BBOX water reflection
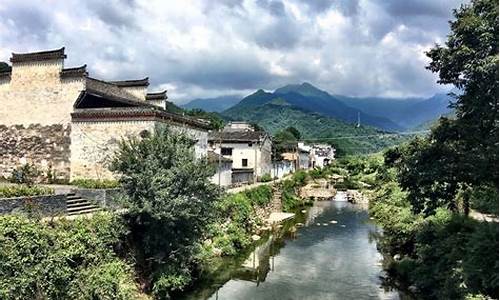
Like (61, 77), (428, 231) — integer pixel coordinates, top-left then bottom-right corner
(182, 198), (404, 300)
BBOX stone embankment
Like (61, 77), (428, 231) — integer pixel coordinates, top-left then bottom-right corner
(346, 189), (369, 204)
(299, 178), (336, 200)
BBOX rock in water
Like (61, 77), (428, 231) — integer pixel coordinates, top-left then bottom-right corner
(330, 220), (338, 224)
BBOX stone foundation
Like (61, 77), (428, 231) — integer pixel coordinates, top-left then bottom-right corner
(0, 124), (71, 180)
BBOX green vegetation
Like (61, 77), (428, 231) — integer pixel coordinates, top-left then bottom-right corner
(0, 213), (141, 299)
(9, 163), (41, 186)
(258, 173), (273, 182)
(110, 126), (221, 298)
(202, 188), (270, 257)
(70, 178), (120, 189)
(281, 170), (308, 211)
(340, 3), (499, 298)
(184, 109), (225, 130)
(0, 184), (54, 198)
(223, 101), (409, 155)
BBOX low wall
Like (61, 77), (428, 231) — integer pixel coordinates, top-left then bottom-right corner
(0, 194), (67, 217)
(74, 188), (122, 209)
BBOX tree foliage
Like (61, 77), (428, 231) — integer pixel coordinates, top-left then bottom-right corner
(110, 126), (221, 298)
(387, 0), (498, 215)
(0, 214), (140, 300)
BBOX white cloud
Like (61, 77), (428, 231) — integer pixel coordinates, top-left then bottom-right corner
(0, 0), (464, 102)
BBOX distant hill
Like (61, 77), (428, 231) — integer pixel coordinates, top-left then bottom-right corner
(222, 99), (409, 155)
(336, 93), (454, 130)
(181, 95), (242, 112)
(224, 83), (403, 131)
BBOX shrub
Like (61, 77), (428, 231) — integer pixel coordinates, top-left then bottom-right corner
(70, 178), (120, 189)
(469, 184), (498, 215)
(243, 185), (272, 206)
(9, 163), (41, 186)
(0, 213), (140, 299)
(259, 173), (273, 182)
(0, 185), (54, 198)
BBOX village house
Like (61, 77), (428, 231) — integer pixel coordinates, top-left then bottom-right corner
(311, 144), (336, 168)
(207, 151), (233, 187)
(208, 122), (272, 184)
(0, 47), (211, 181)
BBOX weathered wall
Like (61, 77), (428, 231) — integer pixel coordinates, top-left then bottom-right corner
(0, 124), (71, 180)
(0, 60), (85, 125)
(210, 161), (232, 187)
(70, 120), (156, 180)
(70, 120), (208, 180)
(0, 194), (67, 217)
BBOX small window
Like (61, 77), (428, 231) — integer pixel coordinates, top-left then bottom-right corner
(221, 147), (232, 156)
(242, 159), (248, 167)
(248, 142), (253, 147)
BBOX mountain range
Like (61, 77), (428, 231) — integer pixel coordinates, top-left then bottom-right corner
(182, 82), (454, 131)
(181, 95), (241, 112)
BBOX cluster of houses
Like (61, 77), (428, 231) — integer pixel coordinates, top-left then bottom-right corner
(0, 47), (335, 188)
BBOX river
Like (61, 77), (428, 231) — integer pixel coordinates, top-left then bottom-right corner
(181, 193), (405, 300)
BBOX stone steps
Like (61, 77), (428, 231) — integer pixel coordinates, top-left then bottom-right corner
(66, 193), (101, 216)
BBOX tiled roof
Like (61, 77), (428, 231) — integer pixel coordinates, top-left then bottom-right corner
(71, 106), (212, 130)
(146, 90), (167, 100)
(209, 130), (267, 142)
(10, 47), (66, 63)
(207, 151), (233, 163)
(0, 70), (11, 79)
(61, 65), (88, 78)
(109, 77), (149, 87)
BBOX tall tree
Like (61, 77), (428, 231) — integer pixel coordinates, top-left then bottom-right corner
(110, 126), (221, 297)
(388, 0), (498, 215)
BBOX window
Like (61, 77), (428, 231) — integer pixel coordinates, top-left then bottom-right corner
(221, 147), (232, 156)
(242, 159), (248, 167)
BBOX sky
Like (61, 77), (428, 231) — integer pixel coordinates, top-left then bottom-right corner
(0, 0), (466, 103)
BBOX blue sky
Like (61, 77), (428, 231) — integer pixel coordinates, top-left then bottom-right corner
(0, 0), (466, 103)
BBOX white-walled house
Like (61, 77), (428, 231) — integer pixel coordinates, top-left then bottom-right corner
(311, 144), (336, 168)
(207, 151), (232, 187)
(209, 122), (272, 184)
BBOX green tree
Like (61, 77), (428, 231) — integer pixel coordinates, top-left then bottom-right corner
(388, 0), (498, 215)
(110, 126), (221, 298)
(0, 62), (11, 73)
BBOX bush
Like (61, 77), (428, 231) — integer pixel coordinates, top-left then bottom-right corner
(0, 184), (54, 198)
(70, 178), (120, 189)
(259, 173), (273, 182)
(469, 184), (498, 215)
(9, 163), (41, 186)
(0, 213), (141, 299)
(243, 185), (272, 206)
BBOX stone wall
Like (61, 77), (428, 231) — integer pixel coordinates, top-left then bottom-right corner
(71, 119), (209, 180)
(0, 124), (71, 180)
(70, 120), (156, 180)
(0, 194), (67, 217)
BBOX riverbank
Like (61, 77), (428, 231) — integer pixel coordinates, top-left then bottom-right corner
(326, 154), (499, 300)
(180, 197), (403, 300)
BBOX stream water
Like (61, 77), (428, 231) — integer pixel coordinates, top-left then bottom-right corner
(181, 193), (405, 300)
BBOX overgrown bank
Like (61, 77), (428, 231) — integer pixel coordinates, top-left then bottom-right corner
(0, 128), (312, 300)
(318, 154), (498, 300)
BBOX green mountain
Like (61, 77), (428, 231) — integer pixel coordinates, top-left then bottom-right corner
(224, 83), (403, 131)
(336, 93), (454, 130)
(223, 100), (409, 155)
(181, 95), (242, 112)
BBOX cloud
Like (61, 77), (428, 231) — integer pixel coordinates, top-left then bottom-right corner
(0, 0), (466, 102)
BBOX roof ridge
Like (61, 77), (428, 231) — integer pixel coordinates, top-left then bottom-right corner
(10, 47), (66, 63)
(61, 64), (88, 78)
(109, 77), (149, 87)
